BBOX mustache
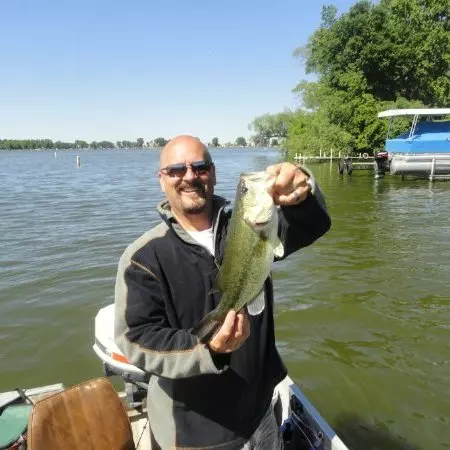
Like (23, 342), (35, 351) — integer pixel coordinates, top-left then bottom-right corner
(179, 180), (205, 192)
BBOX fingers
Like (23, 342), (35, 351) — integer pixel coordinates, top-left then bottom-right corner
(234, 311), (245, 340)
(207, 310), (250, 353)
(276, 180), (310, 205)
(230, 312), (250, 351)
(220, 310), (236, 342)
(268, 162), (311, 206)
(241, 312), (250, 341)
(265, 164), (281, 178)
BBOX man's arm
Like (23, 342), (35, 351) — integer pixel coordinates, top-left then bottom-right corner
(278, 184), (330, 259)
(114, 255), (230, 379)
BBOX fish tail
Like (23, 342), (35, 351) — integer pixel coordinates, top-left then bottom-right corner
(191, 309), (224, 343)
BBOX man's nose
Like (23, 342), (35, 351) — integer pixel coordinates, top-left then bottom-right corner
(183, 166), (197, 181)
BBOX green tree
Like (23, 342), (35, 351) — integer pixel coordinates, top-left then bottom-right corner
(249, 111), (293, 145)
(74, 140), (89, 149)
(250, 135), (269, 147)
(303, 0), (450, 105)
(153, 137), (168, 147)
(137, 138), (144, 148)
(281, 0), (449, 158)
(211, 137), (219, 147)
(97, 141), (114, 149)
(235, 137), (247, 147)
(121, 140), (134, 148)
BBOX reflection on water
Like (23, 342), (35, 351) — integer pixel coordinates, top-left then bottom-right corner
(0, 149), (449, 449)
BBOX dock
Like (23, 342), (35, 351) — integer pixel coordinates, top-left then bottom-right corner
(294, 151), (376, 175)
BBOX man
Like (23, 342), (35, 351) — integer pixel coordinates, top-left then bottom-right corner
(115, 135), (331, 449)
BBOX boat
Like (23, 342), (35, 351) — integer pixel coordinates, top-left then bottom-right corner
(0, 304), (349, 449)
(377, 108), (450, 179)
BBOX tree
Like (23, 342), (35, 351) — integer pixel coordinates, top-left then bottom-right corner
(74, 140), (89, 149)
(280, 0), (450, 158)
(121, 140), (134, 148)
(97, 141), (114, 149)
(249, 111), (293, 146)
(153, 137), (168, 147)
(137, 138), (144, 148)
(211, 137), (219, 147)
(303, 0), (450, 105)
(235, 137), (247, 147)
(250, 135), (269, 147)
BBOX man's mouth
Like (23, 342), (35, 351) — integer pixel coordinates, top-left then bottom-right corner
(181, 188), (202, 194)
(179, 183), (205, 195)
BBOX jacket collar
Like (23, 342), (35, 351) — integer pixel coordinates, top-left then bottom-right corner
(157, 195), (230, 246)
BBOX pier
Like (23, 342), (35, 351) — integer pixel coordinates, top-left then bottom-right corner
(294, 150), (376, 175)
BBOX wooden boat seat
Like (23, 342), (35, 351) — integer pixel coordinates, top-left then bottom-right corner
(28, 377), (135, 450)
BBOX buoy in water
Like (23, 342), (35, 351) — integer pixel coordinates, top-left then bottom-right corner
(76, 155), (81, 168)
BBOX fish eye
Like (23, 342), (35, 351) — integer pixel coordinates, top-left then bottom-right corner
(241, 185), (248, 195)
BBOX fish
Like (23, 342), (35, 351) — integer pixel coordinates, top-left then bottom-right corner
(191, 171), (284, 343)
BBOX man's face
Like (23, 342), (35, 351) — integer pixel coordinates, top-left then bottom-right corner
(159, 140), (216, 216)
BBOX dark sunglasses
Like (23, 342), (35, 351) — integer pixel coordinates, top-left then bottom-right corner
(160, 160), (213, 177)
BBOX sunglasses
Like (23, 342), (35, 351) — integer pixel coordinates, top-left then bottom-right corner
(160, 160), (213, 177)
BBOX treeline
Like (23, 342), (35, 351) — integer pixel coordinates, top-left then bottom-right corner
(0, 136), (256, 150)
(250, 0), (450, 158)
(0, 137), (158, 150)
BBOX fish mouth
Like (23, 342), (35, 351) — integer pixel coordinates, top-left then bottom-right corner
(240, 171), (274, 191)
(245, 218), (270, 229)
(254, 220), (269, 227)
(241, 171), (271, 181)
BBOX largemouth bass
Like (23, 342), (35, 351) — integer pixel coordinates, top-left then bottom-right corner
(192, 171), (284, 342)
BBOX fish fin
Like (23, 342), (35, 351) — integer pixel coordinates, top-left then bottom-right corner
(208, 274), (222, 296)
(273, 239), (284, 258)
(246, 290), (265, 316)
(208, 287), (221, 296)
(190, 309), (224, 343)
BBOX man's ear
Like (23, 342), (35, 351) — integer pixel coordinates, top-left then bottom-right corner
(159, 172), (166, 192)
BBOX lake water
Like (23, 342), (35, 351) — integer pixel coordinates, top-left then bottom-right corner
(1, 149), (449, 449)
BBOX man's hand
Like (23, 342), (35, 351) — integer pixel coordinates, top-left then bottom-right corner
(266, 162), (311, 206)
(208, 310), (250, 353)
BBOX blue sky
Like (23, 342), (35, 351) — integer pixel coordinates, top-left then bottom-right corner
(0, 0), (356, 144)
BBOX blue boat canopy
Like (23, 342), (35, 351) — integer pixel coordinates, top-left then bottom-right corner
(378, 108), (450, 155)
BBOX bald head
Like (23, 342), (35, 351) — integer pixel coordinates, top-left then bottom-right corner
(160, 135), (212, 168)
